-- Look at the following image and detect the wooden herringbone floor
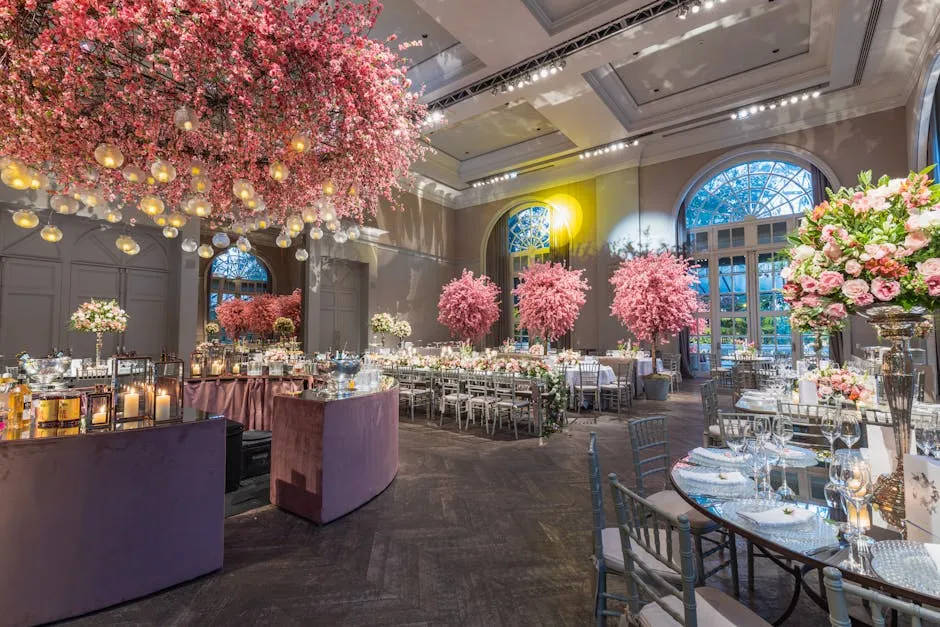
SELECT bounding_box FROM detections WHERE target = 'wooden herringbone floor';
[65,381,829,626]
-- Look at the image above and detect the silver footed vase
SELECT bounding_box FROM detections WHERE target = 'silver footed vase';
[863,305,923,536]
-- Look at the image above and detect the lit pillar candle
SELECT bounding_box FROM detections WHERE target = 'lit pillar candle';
[123,387,139,419]
[192,362,201,376]
[92,405,108,425]
[210,360,222,376]
[232,362,240,374]
[155,390,170,422]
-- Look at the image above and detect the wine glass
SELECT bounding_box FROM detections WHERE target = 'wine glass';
[821,407,839,458]
[745,439,765,499]
[774,415,795,500]
[724,418,749,456]
[838,458,874,574]
[839,412,861,449]
[753,415,772,445]
[914,411,936,456]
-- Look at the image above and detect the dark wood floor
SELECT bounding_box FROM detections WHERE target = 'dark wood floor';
[65,381,829,626]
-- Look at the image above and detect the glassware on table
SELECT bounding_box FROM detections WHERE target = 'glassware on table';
[839,411,861,449]
[838,457,874,574]
[914,411,937,456]
[724,419,749,455]
[821,406,839,457]
[753,415,772,444]
[745,440,766,500]
[773,415,796,500]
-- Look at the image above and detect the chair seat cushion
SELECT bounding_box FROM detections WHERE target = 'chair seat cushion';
[600,527,679,576]
[443,393,470,401]
[400,388,429,397]
[496,399,530,408]
[707,424,721,437]
[646,490,716,530]
[637,586,771,626]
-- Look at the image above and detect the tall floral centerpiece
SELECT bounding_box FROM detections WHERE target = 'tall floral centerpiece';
[437,270,501,348]
[370,313,396,347]
[391,320,412,348]
[609,252,703,400]
[69,299,129,365]
[782,169,940,531]
[512,262,590,350]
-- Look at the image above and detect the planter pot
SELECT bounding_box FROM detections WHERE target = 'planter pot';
[644,376,670,401]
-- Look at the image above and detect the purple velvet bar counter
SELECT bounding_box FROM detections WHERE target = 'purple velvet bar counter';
[270,378,399,524]
[0,416,225,627]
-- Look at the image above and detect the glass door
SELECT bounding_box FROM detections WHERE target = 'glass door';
[717,255,748,368]
[757,251,791,360]
[689,260,712,373]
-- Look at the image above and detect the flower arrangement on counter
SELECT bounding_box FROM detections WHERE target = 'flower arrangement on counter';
[733,339,759,359]
[370,313,396,335]
[782,169,940,315]
[391,320,412,339]
[263,348,290,364]
[69,299,129,334]
[273,317,296,339]
[528,343,545,356]
[806,366,873,403]
[555,350,582,366]
[609,252,703,375]
[513,262,590,343]
[437,270,501,343]
[204,321,221,339]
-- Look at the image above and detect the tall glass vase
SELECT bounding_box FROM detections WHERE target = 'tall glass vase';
[95,331,104,366]
[863,305,924,535]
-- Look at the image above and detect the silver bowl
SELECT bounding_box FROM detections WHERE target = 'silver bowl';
[332,358,361,377]
[21,356,72,387]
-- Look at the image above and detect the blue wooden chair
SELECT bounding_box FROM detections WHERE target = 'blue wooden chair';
[823,566,940,626]
[588,432,629,626]
[608,473,770,626]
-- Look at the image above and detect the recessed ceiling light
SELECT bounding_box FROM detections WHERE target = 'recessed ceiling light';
[790,96,798,104]
[812,90,820,98]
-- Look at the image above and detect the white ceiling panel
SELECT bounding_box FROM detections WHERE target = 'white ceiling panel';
[426,102,558,160]
[370,0,459,67]
[613,0,812,105]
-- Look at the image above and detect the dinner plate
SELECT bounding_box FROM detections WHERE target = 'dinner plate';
[718,498,837,554]
[870,540,940,597]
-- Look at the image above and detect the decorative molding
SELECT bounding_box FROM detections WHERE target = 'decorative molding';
[520,0,626,36]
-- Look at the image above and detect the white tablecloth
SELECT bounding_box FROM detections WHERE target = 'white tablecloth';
[634,358,664,393]
[565,366,616,408]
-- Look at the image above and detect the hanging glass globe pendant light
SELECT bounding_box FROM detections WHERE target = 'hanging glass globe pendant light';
[94,143,124,169]
[162,226,179,239]
[275,231,292,248]
[295,248,309,261]
[211,232,230,248]
[197,244,214,258]
[115,234,139,255]
[236,236,251,253]
[12,209,39,229]
[181,238,198,253]
[41,223,63,242]
[50,195,79,215]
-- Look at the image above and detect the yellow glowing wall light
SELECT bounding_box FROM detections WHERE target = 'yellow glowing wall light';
[544,193,582,245]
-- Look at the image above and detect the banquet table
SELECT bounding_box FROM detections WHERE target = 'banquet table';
[184,375,313,431]
[669,451,939,624]
[565,364,616,408]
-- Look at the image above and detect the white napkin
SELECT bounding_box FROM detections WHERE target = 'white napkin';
[764,442,807,460]
[690,447,747,465]
[737,506,815,526]
[924,544,940,574]
[677,469,746,485]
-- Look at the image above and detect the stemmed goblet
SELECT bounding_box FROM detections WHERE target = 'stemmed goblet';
[773,415,795,500]
[838,457,874,574]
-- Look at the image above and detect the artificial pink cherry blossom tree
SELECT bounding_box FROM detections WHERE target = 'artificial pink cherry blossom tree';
[512,262,590,344]
[609,252,703,373]
[437,270,501,344]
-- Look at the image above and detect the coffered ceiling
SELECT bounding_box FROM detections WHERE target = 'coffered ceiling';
[375,0,940,208]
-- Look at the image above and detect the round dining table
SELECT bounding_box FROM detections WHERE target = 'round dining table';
[669,452,939,625]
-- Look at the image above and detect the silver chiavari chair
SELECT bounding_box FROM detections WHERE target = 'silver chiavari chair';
[823,566,940,627]
[575,362,600,413]
[465,372,496,430]
[775,400,829,449]
[491,373,530,439]
[438,368,469,429]
[397,366,432,421]
[700,380,721,447]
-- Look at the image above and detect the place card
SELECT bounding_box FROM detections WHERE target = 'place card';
[904,454,940,543]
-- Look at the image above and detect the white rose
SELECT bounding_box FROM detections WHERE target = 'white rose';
[792,245,815,262]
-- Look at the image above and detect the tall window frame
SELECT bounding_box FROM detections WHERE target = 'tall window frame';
[507,204,552,345]
[206,248,271,325]
[683,158,826,372]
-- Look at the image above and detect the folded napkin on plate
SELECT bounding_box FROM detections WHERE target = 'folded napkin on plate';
[925,543,940,574]
[737,506,815,526]
[677,469,746,485]
[763,443,807,459]
[690,447,746,465]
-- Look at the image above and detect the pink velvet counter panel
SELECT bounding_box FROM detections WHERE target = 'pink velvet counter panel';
[0,419,225,626]
[184,376,310,430]
[270,386,400,524]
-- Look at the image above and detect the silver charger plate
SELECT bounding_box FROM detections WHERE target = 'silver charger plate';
[672,465,755,499]
[718,498,838,554]
[870,540,940,597]
[689,448,750,469]
[763,444,819,468]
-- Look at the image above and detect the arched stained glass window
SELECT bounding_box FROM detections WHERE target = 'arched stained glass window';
[207,248,271,324]
[508,205,551,253]
[685,160,814,229]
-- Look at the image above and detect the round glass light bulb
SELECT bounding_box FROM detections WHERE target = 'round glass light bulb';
[50,195,79,215]
[189,160,207,176]
[82,188,103,207]
[197,244,214,259]
[269,161,289,181]
[150,159,177,183]
[310,226,323,240]
[295,248,309,261]
[94,143,124,169]
[139,195,165,216]
[301,206,318,223]
[40,224,63,243]
[275,232,292,248]
[256,216,270,230]
[211,232,231,249]
[322,180,336,196]
[2,166,31,190]
[290,133,310,153]
[105,210,123,224]
[29,172,49,190]
[12,209,39,229]
[0,157,25,173]
[152,214,169,227]
[325,219,340,233]
[162,226,179,239]
[181,238,198,253]
[173,106,199,132]
[167,213,187,228]
[189,195,211,218]
[236,236,251,253]
[126,241,141,256]
[191,174,210,193]
[332,230,348,244]
[121,165,145,183]
[232,179,255,200]
[347,224,360,240]
[320,205,337,224]
[84,167,100,183]
[285,215,304,234]
[232,223,247,235]
[115,234,138,255]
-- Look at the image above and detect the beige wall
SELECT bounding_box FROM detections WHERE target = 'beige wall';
[455,107,912,352]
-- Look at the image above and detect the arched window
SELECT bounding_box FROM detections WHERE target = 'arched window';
[207,248,271,323]
[683,158,826,372]
[508,204,551,344]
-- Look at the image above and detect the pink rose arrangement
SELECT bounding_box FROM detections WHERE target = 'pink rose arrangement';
[69,299,129,334]
[437,270,501,343]
[783,169,940,316]
[807,366,873,403]
[609,252,703,373]
[512,262,590,342]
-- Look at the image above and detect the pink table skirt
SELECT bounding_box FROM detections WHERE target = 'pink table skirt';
[184,376,312,430]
